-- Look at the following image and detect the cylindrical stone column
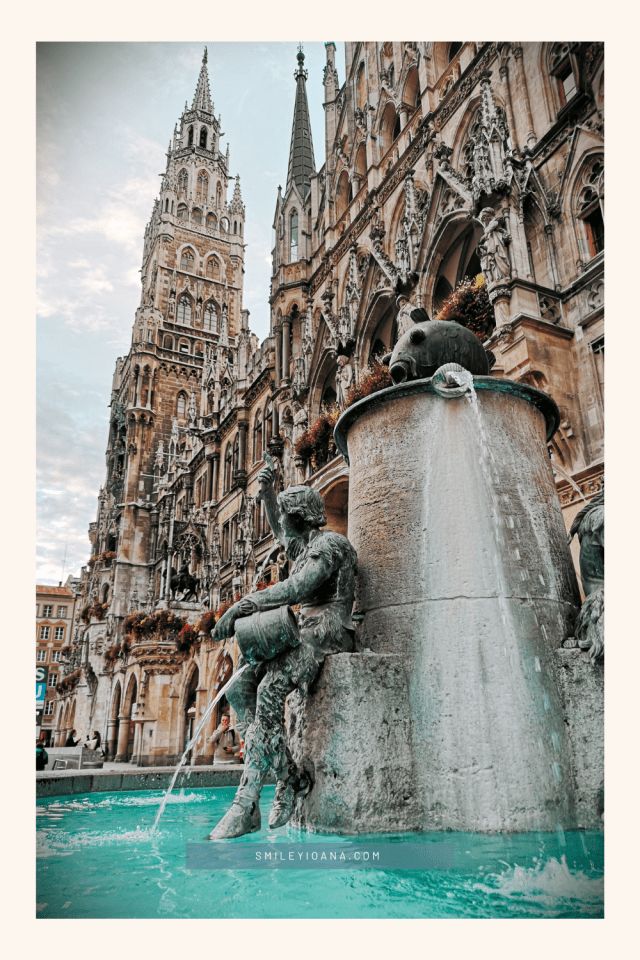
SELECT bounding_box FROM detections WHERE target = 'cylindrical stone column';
[115,716,130,762]
[282,318,292,383]
[335,377,580,832]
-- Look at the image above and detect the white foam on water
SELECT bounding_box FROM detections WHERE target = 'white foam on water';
[474,855,603,906]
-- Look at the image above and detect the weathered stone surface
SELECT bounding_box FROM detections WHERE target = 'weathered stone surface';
[286,653,421,834]
[35,764,255,797]
[341,382,582,832]
[554,649,604,829]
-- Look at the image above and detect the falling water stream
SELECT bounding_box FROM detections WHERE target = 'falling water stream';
[550,459,588,504]
[152,663,249,832]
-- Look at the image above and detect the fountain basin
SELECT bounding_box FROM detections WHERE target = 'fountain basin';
[36,787,604,918]
[328,376,586,833]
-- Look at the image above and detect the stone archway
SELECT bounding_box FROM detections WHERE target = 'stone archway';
[322,478,349,537]
[115,674,137,763]
[107,681,122,760]
[181,665,200,763]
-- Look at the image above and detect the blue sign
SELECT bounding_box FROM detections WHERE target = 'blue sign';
[36,666,48,705]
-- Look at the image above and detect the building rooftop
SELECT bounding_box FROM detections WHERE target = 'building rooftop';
[36,585,75,598]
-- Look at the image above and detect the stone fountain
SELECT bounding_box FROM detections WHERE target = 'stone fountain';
[286,318,603,835]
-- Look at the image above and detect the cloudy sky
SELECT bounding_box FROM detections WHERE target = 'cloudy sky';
[36,41,344,584]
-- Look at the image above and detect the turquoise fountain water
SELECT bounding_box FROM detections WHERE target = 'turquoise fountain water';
[36,787,603,919]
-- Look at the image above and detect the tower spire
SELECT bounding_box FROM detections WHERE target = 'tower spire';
[286,44,316,200]
[192,47,213,113]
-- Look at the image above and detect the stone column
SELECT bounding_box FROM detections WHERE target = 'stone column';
[210,452,220,503]
[512,45,536,148]
[238,422,248,473]
[206,455,214,502]
[274,325,282,383]
[281,318,291,383]
[115,716,130,762]
[106,720,118,760]
[272,403,279,439]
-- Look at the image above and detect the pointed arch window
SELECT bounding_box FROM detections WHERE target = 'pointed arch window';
[206,257,220,279]
[188,126,194,147]
[290,209,298,260]
[180,248,195,272]
[253,410,263,463]
[203,301,218,332]
[550,43,578,108]
[199,127,208,149]
[176,392,187,420]
[206,212,217,233]
[177,203,188,221]
[575,156,604,260]
[197,170,209,201]
[177,168,188,197]
[177,294,192,324]
[191,208,202,226]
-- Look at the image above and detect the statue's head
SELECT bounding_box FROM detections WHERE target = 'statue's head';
[278,485,326,533]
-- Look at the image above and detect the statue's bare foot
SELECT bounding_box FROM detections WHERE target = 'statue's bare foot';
[269,772,312,829]
[209,800,260,840]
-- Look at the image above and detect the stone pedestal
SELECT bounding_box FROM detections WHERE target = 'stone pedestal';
[554,649,604,829]
[287,653,421,834]
[334,377,583,832]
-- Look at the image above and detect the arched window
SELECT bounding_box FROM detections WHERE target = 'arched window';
[177,203,188,221]
[575,156,604,260]
[188,125,194,147]
[195,341,204,356]
[253,410,263,462]
[180,248,195,272]
[177,294,192,324]
[206,212,217,233]
[203,301,218,331]
[264,399,273,450]
[191,207,202,226]
[220,217,229,234]
[354,142,367,183]
[290,209,298,260]
[176,392,187,419]
[402,66,420,111]
[206,256,220,279]
[232,433,240,475]
[216,183,222,207]
[163,334,174,350]
[197,171,208,201]
[355,62,366,109]
[550,43,578,108]
[380,101,399,154]
[335,171,350,221]
[178,339,190,354]
[177,168,188,196]
[199,127,208,149]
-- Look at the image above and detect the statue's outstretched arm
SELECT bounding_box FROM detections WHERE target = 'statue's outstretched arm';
[256,454,284,545]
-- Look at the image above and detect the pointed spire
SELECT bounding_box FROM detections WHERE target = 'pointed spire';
[286,44,316,200]
[192,47,213,114]
[230,176,244,214]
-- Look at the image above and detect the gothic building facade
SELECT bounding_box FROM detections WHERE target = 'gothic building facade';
[52,42,604,765]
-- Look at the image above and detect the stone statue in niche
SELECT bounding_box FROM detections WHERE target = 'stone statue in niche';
[395,294,423,341]
[335,354,354,407]
[567,489,604,662]
[478,206,511,285]
[209,454,357,839]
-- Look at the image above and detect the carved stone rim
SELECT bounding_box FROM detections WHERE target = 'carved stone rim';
[334,375,560,464]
